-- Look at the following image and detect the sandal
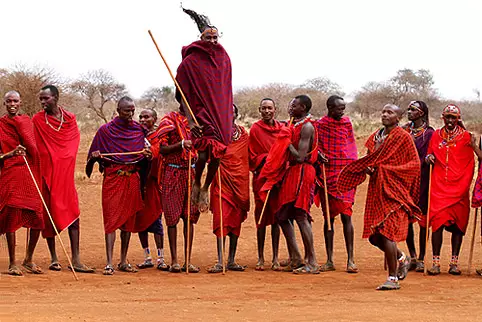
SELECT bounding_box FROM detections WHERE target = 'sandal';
[427,264,441,275]
[346,263,359,274]
[207,263,224,274]
[283,262,303,272]
[157,259,170,271]
[136,258,154,269]
[448,264,461,275]
[476,268,482,276]
[293,265,320,275]
[271,263,283,272]
[103,264,115,276]
[169,263,182,273]
[182,263,200,273]
[415,260,424,273]
[408,258,417,271]
[376,279,400,291]
[48,262,62,271]
[68,264,95,273]
[279,259,290,267]
[22,262,43,274]
[227,263,247,272]
[255,262,265,271]
[8,265,23,276]
[397,255,411,280]
[320,262,336,272]
[117,263,138,273]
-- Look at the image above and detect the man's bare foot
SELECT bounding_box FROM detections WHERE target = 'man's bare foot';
[8,265,23,276]
[192,183,201,205]
[198,187,209,212]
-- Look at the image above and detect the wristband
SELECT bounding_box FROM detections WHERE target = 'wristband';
[181,139,185,149]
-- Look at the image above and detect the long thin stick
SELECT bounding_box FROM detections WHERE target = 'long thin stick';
[186,153,192,275]
[148,30,199,127]
[423,164,433,276]
[467,208,478,275]
[322,164,332,231]
[257,117,294,226]
[25,228,30,256]
[23,156,78,281]
[218,168,225,274]
[100,150,145,157]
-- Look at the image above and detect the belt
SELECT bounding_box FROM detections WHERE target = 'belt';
[167,163,195,169]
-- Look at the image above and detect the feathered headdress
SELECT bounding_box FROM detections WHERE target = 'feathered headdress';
[181,3,217,35]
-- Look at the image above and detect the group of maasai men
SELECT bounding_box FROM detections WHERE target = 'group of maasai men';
[1,7,482,291]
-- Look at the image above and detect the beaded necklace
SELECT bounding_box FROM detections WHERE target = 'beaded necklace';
[293,114,312,127]
[409,121,427,138]
[45,108,64,132]
[232,124,241,141]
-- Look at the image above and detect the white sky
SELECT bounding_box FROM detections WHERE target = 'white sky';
[1,0,481,100]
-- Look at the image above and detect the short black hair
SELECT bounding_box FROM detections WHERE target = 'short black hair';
[41,85,59,98]
[260,97,276,106]
[233,104,239,118]
[295,95,312,112]
[326,95,344,108]
[117,96,134,107]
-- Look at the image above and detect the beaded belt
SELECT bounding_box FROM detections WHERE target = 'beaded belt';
[167,163,195,169]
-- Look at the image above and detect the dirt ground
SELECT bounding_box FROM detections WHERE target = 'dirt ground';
[1,146,482,322]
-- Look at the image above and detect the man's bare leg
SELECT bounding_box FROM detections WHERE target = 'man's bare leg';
[296,218,318,270]
[119,231,131,266]
[192,151,208,205]
[68,226,83,268]
[322,216,336,270]
[227,233,239,266]
[105,232,116,266]
[46,237,60,268]
[198,157,220,212]
[271,223,281,267]
[167,225,180,271]
[256,227,266,269]
[23,229,42,270]
[340,214,356,270]
[279,218,303,268]
[6,232,20,274]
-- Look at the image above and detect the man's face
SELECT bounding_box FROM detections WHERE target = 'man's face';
[201,29,219,44]
[381,105,400,127]
[139,110,156,130]
[289,98,305,118]
[443,114,458,130]
[39,89,58,112]
[328,99,346,121]
[259,100,276,122]
[4,93,21,116]
[407,102,423,122]
[117,100,135,121]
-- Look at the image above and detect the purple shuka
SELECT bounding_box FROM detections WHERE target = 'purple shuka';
[412,127,434,214]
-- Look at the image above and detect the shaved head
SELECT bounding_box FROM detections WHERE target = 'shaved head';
[383,104,402,116]
[381,104,402,128]
[4,90,20,100]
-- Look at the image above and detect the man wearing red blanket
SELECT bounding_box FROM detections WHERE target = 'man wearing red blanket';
[177,7,234,212]
[315,95,358,274]
[1,91,44,276]
[425,104,475,275]
[339,104,421,290]
[208,105,249,273]
[33,85,93,273]
[87,96,151,275]
[249,98,283,271]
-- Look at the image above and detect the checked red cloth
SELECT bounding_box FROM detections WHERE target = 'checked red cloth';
[338,126,421,242]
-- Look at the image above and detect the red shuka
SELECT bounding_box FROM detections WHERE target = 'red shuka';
[0,115,44,233]
[134,130,163,232]
[210,126,249,237]
[338,127,421,242]
[248,120,283,228]
[176,40,233,159]
[32,109,80,238]
[428,128,474,233]
[276,118,318,216]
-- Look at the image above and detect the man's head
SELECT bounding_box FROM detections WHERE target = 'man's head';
[139,108,157,130]
[182,6,219,45]
[259,98,276,123]
[289,95,312,118]
[233,104,239,123]
[3,90,21,117]
[442,104,461,131]
[39,85,59,112]
[381,104,402,127]
[407,100,429,123]
[326,95,346,121]
[117,96,135,121]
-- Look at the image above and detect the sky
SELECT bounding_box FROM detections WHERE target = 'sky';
[1,0,481,101]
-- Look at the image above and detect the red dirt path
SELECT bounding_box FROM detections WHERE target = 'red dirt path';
[1,149,482,321]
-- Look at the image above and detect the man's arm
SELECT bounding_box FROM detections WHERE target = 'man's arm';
[160,139,192,155]
[180,99,203,138]
[289,122,314,163]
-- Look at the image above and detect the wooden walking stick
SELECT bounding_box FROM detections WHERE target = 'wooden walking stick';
[423,164,433,276]
[257,118,294,226]
[25,228,30,255]
[322,163,332,231]
[218,168,226,274]
[186,152,192,275]
[22,156,79,281]
[467,208,478,275]
[148,30,199,127]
